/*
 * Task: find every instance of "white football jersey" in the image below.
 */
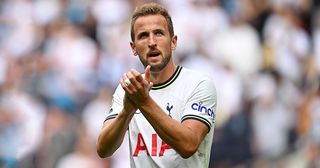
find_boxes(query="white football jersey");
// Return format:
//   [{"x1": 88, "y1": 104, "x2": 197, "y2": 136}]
[{"x1": 105, "y1": 66, "x2": 217, "y2": 168}]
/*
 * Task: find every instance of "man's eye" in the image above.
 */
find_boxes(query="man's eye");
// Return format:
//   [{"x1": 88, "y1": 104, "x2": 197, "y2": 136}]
[
  {"x1": 155, "y1": 32, "x2": 163, "y2": 36},
  {"x1": 138, "y1": 33, "x2": 148, "y2": 39},
  {"x1": 140, "y1": 35, "x2": 146, "y2": 39}
]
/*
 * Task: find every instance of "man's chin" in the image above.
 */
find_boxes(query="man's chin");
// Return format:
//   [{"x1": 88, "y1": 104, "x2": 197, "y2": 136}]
[{"x1": 149, "y1": 64, "x2": 165, "y2": 72}]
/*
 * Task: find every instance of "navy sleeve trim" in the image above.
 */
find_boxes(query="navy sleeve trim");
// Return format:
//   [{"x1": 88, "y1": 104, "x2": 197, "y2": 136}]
[
  {"x1": 103, "y1": 114, "x2": 118, "y2": 123},
  {"x1": 181, "y1": 114, "x2": 212, "y2": 132}
]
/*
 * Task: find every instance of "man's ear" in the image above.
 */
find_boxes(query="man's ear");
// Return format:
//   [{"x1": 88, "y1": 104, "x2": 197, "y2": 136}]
[
  {"x1": 171, "y1": 35, "x2": 177, "y2": 50},
  {"x1": 130, "y1": 42, "x2": 137, "y2": 56}
]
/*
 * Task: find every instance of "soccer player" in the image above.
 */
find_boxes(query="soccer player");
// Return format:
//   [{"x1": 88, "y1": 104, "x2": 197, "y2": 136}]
[{"x1": 96, "y1": 2, "x2": 217, "y2": 168}]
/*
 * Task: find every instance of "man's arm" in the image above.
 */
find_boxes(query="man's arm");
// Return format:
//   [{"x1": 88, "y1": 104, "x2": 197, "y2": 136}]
[
  {"x1": 96, "y1": 92, "x2": 136, "y2": 158},
  {"x1": 96, "y1": 109, "x2": 133, "y2": 158}
]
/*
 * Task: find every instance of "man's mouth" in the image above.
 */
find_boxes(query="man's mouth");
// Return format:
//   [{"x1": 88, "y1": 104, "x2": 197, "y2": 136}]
[{"x1": 147, "y1": 51, "x2": 161, "y2": 57}]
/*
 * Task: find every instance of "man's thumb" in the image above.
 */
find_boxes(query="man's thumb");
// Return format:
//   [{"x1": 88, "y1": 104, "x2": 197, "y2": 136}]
[{"x1": 144, "y1": 65, "x2": 151, "y2": 82}]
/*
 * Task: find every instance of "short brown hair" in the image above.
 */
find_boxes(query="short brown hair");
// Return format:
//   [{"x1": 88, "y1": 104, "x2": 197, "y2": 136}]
[{"x1": 130, "y1": 3, "x2": 174, "y2": 41}]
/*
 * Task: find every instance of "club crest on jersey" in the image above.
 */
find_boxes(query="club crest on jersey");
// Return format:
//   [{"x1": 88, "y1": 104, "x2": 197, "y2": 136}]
[
  {"x1": 191, "y1": 102, "x2": 215, "y2": 117},
  {"x1": 166, "y1": 103, "x2": 173, "y2": 117}
]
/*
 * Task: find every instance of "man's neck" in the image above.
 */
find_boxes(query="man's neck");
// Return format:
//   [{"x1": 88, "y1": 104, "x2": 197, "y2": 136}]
[{"x1": 150, "y1": 62, "x2": 176, "y2": 85}]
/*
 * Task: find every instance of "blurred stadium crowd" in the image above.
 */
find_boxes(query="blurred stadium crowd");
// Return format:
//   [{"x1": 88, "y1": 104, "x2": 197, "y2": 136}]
[{"x1": 0, "y1": 0, "x2": 319, "y2": 167}]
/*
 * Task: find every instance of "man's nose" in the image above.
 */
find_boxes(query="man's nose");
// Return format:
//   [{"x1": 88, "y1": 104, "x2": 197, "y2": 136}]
[{"x1": 148, "y1": 34, "x2": 157, "y2": 48}]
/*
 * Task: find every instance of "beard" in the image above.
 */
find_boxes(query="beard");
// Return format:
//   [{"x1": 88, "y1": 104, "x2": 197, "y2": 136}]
[{"x1": 140, "y1": 52, "x2": 172, "y2": 72}]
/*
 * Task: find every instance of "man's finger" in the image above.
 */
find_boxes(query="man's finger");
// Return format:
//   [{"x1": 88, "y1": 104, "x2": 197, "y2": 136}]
[
  {"x1": 131, "y1": 69, "x2": 143, "y2": 83},
  {"x1": 125, "y1": 72, "x2": 138, "y2": 92},
  {"x1": 120, "y1": 75, "x2": 133, "y2": 94}
]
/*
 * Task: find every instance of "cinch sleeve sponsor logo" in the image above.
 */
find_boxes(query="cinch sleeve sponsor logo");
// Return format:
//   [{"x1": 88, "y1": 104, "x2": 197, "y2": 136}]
[{"x1": 191, "y1": 102, "x2": 215, "y2": 118}]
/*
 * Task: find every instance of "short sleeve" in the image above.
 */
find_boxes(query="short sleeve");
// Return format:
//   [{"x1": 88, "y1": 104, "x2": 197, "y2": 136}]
[
  {"x1": 181, "y1": 78, "x2": 217, "y2": 132},
  {"x1": 104, "y1": 85, "x2": 124, "y2": 122}
]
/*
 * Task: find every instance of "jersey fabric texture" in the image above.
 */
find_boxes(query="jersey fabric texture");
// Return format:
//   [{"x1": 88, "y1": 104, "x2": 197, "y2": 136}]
[{"x1": 105, "y1": 66, "x2": 217, "y2": 168}]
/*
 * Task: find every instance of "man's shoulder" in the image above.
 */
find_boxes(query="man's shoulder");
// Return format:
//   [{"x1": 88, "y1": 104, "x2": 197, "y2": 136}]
[
  {"x1": 180, "y1": 67, "x2": 213, "y2": 83},
  {"x1": 180, "y1": 67, "x2": 217, "y2": 96}
]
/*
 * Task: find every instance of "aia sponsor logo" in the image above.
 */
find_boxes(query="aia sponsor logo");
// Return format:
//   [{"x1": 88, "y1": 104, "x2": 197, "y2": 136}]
[
  {"x1": 191, "y1": 102, "x2": 215, "y2": 117},
  {"x1": 133, "y1": 133, "x2": 172, "y2": 157}
]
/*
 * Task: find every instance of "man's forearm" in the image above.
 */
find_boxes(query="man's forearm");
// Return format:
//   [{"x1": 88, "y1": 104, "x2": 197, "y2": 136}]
[
  {"x1": 138, "y1": 97, "x2": 204, "y2": 158},
  {"x1": 96, "y1": 110, "x2": 134, "y2": 158}
]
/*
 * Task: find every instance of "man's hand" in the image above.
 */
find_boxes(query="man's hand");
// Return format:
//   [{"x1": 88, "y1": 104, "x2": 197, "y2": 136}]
[{"x1": 121, "y1": 65, "x2": 153, "y2": 106}]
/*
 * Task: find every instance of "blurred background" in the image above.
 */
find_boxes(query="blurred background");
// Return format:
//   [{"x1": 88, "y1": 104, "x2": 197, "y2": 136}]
[{"x1": 0, "y1": 0, "x2": 319, "y2": 167}]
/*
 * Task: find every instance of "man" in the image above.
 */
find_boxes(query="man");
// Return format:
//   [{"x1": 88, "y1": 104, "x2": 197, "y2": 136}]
[{"x1": 97, "y1": 2, "x2": 217, "y2": 168}]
